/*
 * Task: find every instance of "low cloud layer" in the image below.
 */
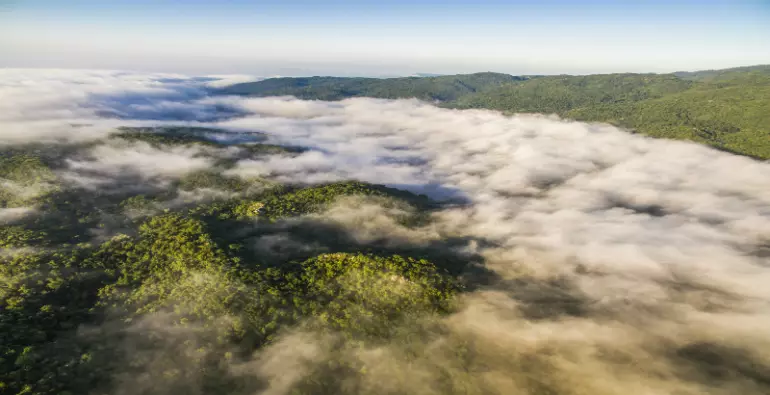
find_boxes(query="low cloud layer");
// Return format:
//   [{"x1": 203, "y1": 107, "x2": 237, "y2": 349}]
[
  {"x1": 0, "y1": 69, "x2": 248, "y2": 145},
  {"x1": 217, "y1": 96, "x2": 770, "y2": 393},
  {"x1": 2, "y1": 70, "x2": 770, "y2": 394}
]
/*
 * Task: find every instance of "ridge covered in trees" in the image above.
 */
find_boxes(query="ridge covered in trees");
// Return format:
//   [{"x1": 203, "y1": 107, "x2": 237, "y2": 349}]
[
  {"x1": 0, "y1": 127, "x2": 470, "y2": 395},
  {"x1": 219, "y1": 65, "x2": 770, "y2": 159}
]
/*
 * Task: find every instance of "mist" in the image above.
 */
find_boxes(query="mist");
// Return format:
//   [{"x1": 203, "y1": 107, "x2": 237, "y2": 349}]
[{"x1": 2, "y1": 70, "x2": 769, "y2": 394}]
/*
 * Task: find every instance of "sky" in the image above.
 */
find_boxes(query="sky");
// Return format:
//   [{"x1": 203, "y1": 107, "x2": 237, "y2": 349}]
[{"x1": 1, "y1": 0, "x2": 769, "y2": 76}]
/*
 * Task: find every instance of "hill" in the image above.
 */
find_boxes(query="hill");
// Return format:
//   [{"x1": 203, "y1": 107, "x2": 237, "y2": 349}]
[
  {"x1": 566, "y1": 72, "x2": 770, "y2": 159},
  {"x1": 673, "y1": 64, "x2": 770, "y2": 82},
  {"x1": 0, "y1": 128, "x2": 463, "y2": 395},
  {"x1": 220, "y1": 65, "x2": 770, "y2": 159},
  {"x1": 218, "y1": 72, "x2": 525, "y2": 101},
  {"x1": 448, "y1": 73, "x2": 695, "y2": 113}
]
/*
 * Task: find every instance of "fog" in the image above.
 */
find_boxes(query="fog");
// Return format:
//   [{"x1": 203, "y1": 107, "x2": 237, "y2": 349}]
[{"x1": 2, "y1": 69, "x2": 770, "y2": 394}]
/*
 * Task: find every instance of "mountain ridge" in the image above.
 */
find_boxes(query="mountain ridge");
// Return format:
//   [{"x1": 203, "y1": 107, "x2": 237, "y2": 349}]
[{"x1": 218, "y1": 65, "x2": 770, "y2": 159}]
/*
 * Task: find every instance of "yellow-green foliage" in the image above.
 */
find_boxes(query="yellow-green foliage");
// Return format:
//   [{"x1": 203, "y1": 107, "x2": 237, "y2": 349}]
[
  {"x1": 232, "y1": 201, "x2": 264, "y2": 218},
  {"x1": 0, "y1": 226, "x2": 46, "y2": 249},
  {"x1": 0, "y1": 176, "x2": 453, "y2": 395},
  {"x1": 0, "y1": 155, "x2": 57, "y2": 208},
  {"x1": 97, "y1": 214, "x2": 233, "y2": 312},
  {"x1": 286, "y1": 253, "x2": 457, "y2": 339},
  {"x1": 0, "y1": 155, "x2": 54, "y2": 185}
]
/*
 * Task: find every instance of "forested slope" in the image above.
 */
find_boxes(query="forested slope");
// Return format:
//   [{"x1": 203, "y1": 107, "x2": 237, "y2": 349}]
[
  {"x1": 218, "y1": 72, "x2": 524, "y2": 101},
  {"x1": 0, "y1": 127, "x2": 469, "y2": 395},
  {"x1": 221, "y1": 65, "x2": 770, "y2": 159}
]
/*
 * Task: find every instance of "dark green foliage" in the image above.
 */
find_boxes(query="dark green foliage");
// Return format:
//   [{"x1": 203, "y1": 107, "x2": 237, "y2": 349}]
[
  {"x1": 0, "y1": 241, "x2": 116, "y2": 394},
  {"x1": 673, "y1": 65, "x2": 770, "y2": 82},
  {"x1": 111, "y1": 126, "x2": 266, "y2": 147},
  {"x1": 1, "y1": 157, "x2": 463, "y2": 395},
  {"x1": 252, "y1": 181, "x2": 432, "y2": 221},
  {"x1": 219, "y1": 72, "x2": 525, "y2": 101},
  {"x1": 192, "y1": 181, "x2": 433, "y2": 222},
  {"x1": 177, "y1": 170, "x2": 251, "y2": 193},
  {"x1": 112, "y1": 127, "x2": 223, "y2": 147},
  {"x1": 566, "y1": 73, "x2": 770, "y2": 158},
  {"x1": 111, "y1": 126, "x2": 305, "y2": 161},
  {"x1": 219, "y1": 65, "x2": 770, "y2": 159},
  {"x1": 449, "y1": 73, "x2": 694, "y2": 113},
  {"x1": 0, "y1": 226, "x2": 46, "y2": 249}
]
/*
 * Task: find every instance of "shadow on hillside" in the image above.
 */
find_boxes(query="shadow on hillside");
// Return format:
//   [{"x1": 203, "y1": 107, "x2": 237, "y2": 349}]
[
  {"x1": 3, "y1": 173, "x2": 175, "y2": 246},
  {"x1": 204, "y1": 214, "x2": 499, "y2": 291}
]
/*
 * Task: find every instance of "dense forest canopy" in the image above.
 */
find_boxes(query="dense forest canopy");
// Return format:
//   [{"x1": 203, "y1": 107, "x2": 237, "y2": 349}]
[
  {"x1": 0, "y1": 127, "x2": 467, "y2": 395},
  {"x1": 220, "y1": 65, "x2": 770, "y2": 159}
]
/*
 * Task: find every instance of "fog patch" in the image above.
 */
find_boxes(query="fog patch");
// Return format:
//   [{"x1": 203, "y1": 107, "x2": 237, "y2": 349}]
[
  {"x1": 0, "y1": 207, "x2": 35, "y2": 224},
  {"x1": 62, "y1": 141, "x2": 214, "y2": 187}
]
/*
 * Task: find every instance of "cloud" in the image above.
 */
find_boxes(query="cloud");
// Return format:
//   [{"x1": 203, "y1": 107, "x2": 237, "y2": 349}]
[
  {"x1": 219, "y1": 98, "x2": 770, "y2": 292},
  {"x1": 213, "y1": 96, "x2": 770, "y2": 393},
  {"x1": 3, "y1": 70, "x2": 770, "y2": 394},
  {"x1": 203, "y1": 74, "x2": 262, "y2": 89},
  {"x1": 0, "y1": 207, "x2": 35, "y2": 224},
  {"x1": 0, "y1": 69, "x2": 247, "y2": 145},
  {"x1": 58, "y1": 140, "x2": 215, "y2": 192}
]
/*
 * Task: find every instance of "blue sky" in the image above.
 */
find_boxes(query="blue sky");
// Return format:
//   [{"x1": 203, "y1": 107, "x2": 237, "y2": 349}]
[{"x1": 1, "y1": 0, "x2": 769, "y2": 76}]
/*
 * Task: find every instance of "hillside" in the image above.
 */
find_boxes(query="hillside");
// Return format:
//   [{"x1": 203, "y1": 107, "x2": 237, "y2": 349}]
[
  {"x1": 448, "y1": 73, "x2": 695, "y2": 113},
  {"x1": 673, "y1": 64, "x2": 770, "y2": 81},
  {"x1": 0, "y1": 128, "x2": 462, "y2": 394},
  {"x1": 567, "y1": 72, "x2": 770, "y2": 159},
  {"x1": 218, "y1": 72, "x2": 525, "y2": 101},
  {"x1": 221, "y1": 65, "x2": 770, "y2": 159}
]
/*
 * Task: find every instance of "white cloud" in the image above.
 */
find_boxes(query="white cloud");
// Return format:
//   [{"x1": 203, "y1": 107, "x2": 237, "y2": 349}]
[
  {"x1": 213, "y1": 97, "x2": 770, "y2": 393},
  {"x1": 0, "y1": 207, "x2": 35, "y2": 224},
  {"x1": 218, "y1": 98, "x2": 770, "y2": 305},
  {"x1": 203, "y1": 74, "x2": 262, "y2": 88},
  {"x1": 60, "y1": 140, "x2": 214, "y2": 189}
]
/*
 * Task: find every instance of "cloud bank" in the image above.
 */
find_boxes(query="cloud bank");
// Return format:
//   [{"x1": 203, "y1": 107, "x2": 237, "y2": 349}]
[
  {"x1": 217, "y1": 96, "x2": 770, "y2": 394},
  {"x1": 2, "y1": 70, "x2": 769, "y2": 394}
]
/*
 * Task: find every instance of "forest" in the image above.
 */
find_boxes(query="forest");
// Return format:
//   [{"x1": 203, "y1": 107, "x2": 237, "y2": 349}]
[
  {"x1": 0, "y1": 127, "x2": 470, "y2": 395},
  {"x1": 220, "y1": 65, "x2": 770, "y2": 159},
  {"x1": 3, "y1": 69, "x2": 770, "y2": 395}
]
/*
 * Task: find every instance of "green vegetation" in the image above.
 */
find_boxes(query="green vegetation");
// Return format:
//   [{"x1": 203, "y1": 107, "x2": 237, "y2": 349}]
[
  {"x1": 565, "y1": 72, "x2": 770, "y2": 158},
  {"x1": 0, "y1": 127, "x2": 463, "y2": 394},
  {"x1": 0, "y1": 154, "x2": 57, "y2": 208},
  {"x1": 672, "y1": 64, "x2": 770, "y2": 82},
  {"x1": 221, "y1": 65, "x2": 770, "y2": 159},
  {"x1": 451, "y1": 73, "x2": 694, "y2": 113},
  {"x1": 219, "y1": 72, "x2": 524, "y2": 101},
  {"x1": 5, "y1": 65, "x2": 768, "y2": 392}
]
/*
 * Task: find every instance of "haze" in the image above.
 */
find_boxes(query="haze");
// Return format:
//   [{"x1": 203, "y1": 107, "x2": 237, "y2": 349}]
[{"x1": 2, "y1": 0, "x2": 769, "y2": 76}]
